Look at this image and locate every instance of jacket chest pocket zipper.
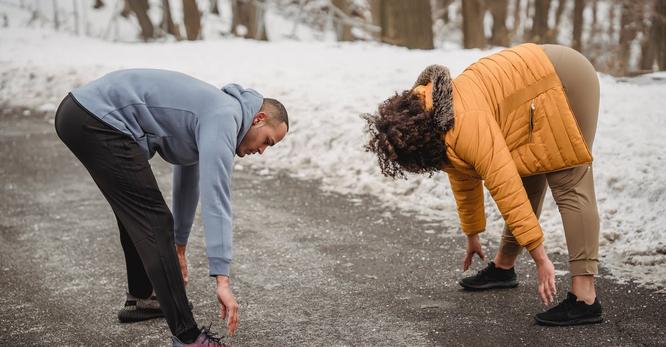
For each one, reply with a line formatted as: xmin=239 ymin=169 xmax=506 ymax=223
xmin=528 ymin=100 xmax=535 ymax=143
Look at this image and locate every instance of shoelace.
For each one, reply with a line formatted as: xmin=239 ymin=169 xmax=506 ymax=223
xmin=550 ymin=294 xmax=576 ymax=313
xmin=200 ymin=324 xmax=224 ymax=346
xmin=476 ymin=265 xmax=494 ymax=279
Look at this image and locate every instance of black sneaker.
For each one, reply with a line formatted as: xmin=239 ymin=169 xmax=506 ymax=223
xmin=458 ymin=261 xmax=518 ymax=290
xmin=118 ymin=295 xmax=164 ymax=323
xmin=118 ymin=294 xmax=194 ymax=323
xmin=172 ymin=325 xmax=228 ymax=347
xmin=535 ymin=292 xmax=603 ymax=326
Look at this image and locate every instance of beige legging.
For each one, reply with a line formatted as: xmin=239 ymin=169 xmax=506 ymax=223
xmin=499 ymin=44 xmax=601 ymax=276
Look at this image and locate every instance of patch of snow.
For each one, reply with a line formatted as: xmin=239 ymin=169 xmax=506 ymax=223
xmin=0 ymin=24 xmax=664 ymax=289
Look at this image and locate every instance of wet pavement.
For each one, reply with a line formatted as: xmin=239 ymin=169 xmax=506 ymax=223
xmin=0 ymin=108 xmax=664 ymax=346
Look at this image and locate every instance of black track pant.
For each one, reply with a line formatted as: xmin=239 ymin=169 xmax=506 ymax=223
xmin=54 ymin=94 xmax=197 ymax=337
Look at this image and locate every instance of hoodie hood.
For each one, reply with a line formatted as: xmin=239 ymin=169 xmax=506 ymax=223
xmin=222 ymin=83 xmax=264 ymax=147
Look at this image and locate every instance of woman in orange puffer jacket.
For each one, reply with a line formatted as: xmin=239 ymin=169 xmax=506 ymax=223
xmin=363 ymin=43 xmax=602 ymax=326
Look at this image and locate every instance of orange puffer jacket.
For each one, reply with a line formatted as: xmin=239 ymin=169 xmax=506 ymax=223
xmin=413 ymin=43 xmax=592 ymax=251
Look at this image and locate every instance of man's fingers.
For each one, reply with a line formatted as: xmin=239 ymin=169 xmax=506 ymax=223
xmin=478 ymin=250 xmax=485 ymax=261
xmin=220 ymin=304 xmax=227 ymax=320
xmin=463 ymin=254 xmax=471 ymax=271
xmin=227 ymin=303 xmax=239 ymax=336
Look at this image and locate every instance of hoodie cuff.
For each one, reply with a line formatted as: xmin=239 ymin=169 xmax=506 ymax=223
xmin=208 ymin=257 xmax=231 ymax=277
xmin=174 ymin=228 xmax=191 ymax=245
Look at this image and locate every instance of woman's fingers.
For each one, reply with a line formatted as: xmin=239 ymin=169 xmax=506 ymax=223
xmin=550 ymin=276 xmax=557 ymax=298
xmin=463 ymin=252 xmax=472 ymax=271
xmin=538 ymin=283 xmax=545 ymax=305
xmin=548 ymin=275 xmax=556 ymax=304
xmin=477 ymin=249 xmax=485 ymax=261
xmin=539 ymin=273 xmax=557 ymax=305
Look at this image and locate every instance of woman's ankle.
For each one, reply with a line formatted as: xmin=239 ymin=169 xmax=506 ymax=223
xmin=571 ymin=275 xmax=596 ymax=304
xmin=493 ymin=254 xmax=516 ymax=270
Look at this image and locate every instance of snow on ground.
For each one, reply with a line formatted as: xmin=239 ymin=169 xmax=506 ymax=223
xmin=1 ymin=24 xmax=665 ymax=289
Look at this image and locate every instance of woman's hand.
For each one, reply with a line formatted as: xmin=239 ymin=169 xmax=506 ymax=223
xmin=529 ymin=244 xmax=557 ymax=305
xmin=463 ymin=234 xmax=485 ymax=271
xmin=176 ymin=244 xmax=189 ymax=287
xmin=216 ymin=276 xmax=239 ymax=336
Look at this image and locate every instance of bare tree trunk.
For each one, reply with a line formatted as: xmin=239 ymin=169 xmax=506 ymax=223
xmin=121 ymin=0 xmax=131 ymax=17
xmin=529 ymin=0 xmax=551 ymax=42
xmin=656 ymin=0 xmax=666 ymax=70
xmin=554 ymin=0 xmax=567 ymax=26
xmin=182 ymin=0 xmax=201 ymax=40
xmin=368 ymin=0 xmax=381 ymax=40
xmin=572 ymin=0 xmax=584 ymax=51
xmin=617 ymin=1 xmax=642 ymax=74
xmin=210 ymin=0 xmax=220 ymax=15
xmin=590 ymin=0 xmax=598 ymax=34
xmin=433 ymin=0 xmax=454 ymax=24
xmin=640 ymin=1 xmax=657 ymax=70
xmin=161 ymin=0 xmax=181 ymax=39
xmin=73 ymin=0 xmax=79 ymax=34
xmin=462 ymin=0 xmax=485 ymax=48
xmin=231 ymin=0 xmax=268 ymax=40
xmin=523 ymin=0 xmax=532 ymax=41
xmin=52 ymin=0 xmax=59 ymax=30
xmin=607 ymin=1 xmax=616 ymax=42
xmin=128 ymin=0 xmax=154 ymax=41
xmin=332 ymin=0 xmax=354 ymax=41
xmin=375 ymin=0 xmax=434 ymax=49
xmin=488 ymin=0 xmax=510 ymax=46
xmin=511 ymin=0 xmax=523 ymax=43
xmin=550 ymin=0 xmax=567 ymax=40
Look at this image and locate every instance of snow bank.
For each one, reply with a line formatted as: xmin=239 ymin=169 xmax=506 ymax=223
xmin=1 ymin=27 xmax=664 ymax=289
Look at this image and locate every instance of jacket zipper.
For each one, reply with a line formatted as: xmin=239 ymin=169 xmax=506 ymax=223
xmin=528 ymin=100 xmax=536 ymax=143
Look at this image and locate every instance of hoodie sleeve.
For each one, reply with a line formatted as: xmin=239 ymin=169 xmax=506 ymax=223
xmin=172 ymin=163 xmax=200 ymax=245
xmin=198 ymin=106 xmax=239 ymax=277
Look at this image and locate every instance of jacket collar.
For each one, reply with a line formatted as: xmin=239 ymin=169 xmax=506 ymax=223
xmin=412 ymin=64 xmax=455 ymax=134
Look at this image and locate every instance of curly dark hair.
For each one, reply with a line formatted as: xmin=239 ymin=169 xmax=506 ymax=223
xmin=362 ymin=90 xmax=448 ymax=179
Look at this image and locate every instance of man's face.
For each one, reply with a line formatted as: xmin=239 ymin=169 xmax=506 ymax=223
xmin=236 ymin=112 xmax=288 ymax=157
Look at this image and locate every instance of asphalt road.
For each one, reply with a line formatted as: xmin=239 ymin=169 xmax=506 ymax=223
xmin=0 ymin=107 xmax=664 ymax=346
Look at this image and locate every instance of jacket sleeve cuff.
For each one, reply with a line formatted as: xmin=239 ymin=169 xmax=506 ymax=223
xmin=461 ymin=221 xmax=486 ymax=236
xmin=208 ymin=257 xmax=231 ymax=277
xmin=525 ymin=236 xmax=544 ymax=252
xmin=462 ymin=228 xmax=485 ymax=236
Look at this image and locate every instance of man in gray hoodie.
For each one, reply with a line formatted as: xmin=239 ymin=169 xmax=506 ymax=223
xmin=54 ymin=69 xmax=289 ymax=346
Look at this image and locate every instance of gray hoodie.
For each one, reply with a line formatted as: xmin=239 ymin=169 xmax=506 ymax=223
xmin=71 ymin=68 xmax=263 ymax=276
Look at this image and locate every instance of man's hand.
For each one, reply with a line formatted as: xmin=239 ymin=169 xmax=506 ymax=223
xmin=176 ymin=244 xmax=189 ymax=287
xmin=463 ymin=234 xmax=485 ymax=271
xmin=529 ymin=244 xmax=557 ymax=305
xmin=216 ymin=276 xmax=239 ymax=336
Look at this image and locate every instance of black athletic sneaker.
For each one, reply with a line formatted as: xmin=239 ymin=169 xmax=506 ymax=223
xmin=118 ymin=295 xmax=164 ymax=323
xmin=535 ymin=292 xmax=603 ymax=326
xmin=118 ymin=294 xmax=194 ymax=323
xmin=172 ymin=326 xmax=228 ymax=346
xmin=458 ymin=261 xmax=518 ymax=290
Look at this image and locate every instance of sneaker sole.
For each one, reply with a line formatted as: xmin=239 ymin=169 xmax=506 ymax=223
xmin=118 ymin=301 xmax=194 ymax=323
xmin=534 ymin=315 xmax=603 ymax=326
xmin=118 ymin=308 xmax=164 ymax=323
xmin=458 ymin=280 xmax=519 ymax=291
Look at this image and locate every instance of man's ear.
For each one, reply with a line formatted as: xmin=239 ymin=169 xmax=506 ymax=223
xmin=253 ymin=111 xmax=268 ymax=125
